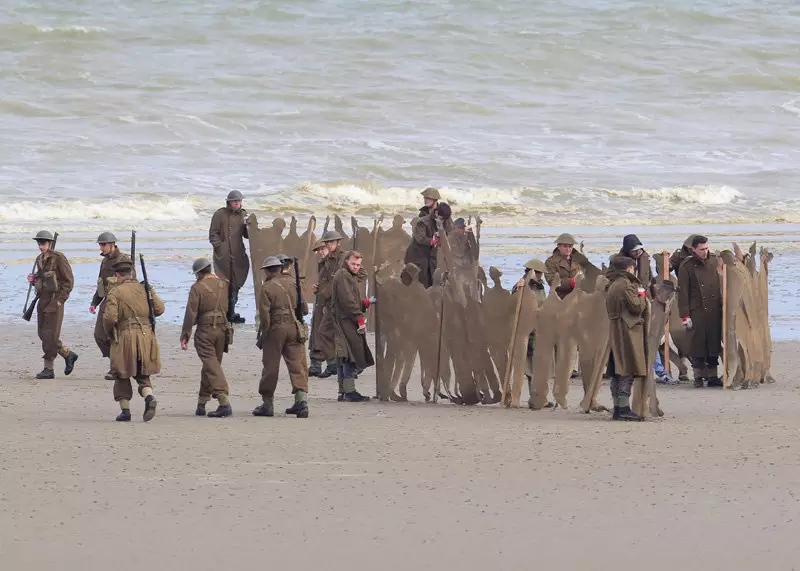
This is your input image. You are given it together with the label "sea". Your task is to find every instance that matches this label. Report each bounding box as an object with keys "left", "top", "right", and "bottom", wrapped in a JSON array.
[{"left": 1, "top": 0, "right": 799, "bottom": 338}]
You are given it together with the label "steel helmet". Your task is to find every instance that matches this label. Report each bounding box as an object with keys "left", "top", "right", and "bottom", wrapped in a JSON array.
[
  {"left": 321, "top": 230, "right": 343, "bottom": 242},
  {"left": 97, "top": 231, "right": 117, "bottom": 244},
  {"left": 421, "top": 187, "right": 441, "bottom": 200},
  {"left": 33, "top": 230, "right": 54, "bottom": 242},
  {"left": 226, "top": 190, "right": 244, "bottom": 202},
  {"left": 554, "top": 233, "right": 577, "bottom": 246},
  {"left": 192, "top": 258, "right": 212, "bottom": 273},
  {"left": 524, "top": 258, "right": 546, "bottom": 273},
  {"left": 261, "top": 256, "right": 283, "bottom": 269},
  {"left": 312, "top": 239, "right": 326, "bottom": 252}
]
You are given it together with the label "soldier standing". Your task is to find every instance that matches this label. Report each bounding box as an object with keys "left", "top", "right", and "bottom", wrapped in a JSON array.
[
  {"left": 332, "top": 250, "right": 374, "bottom": 402},
  {"left": 103, "top": 259, "right": 165, "bottom": 422},
  {"left": 209, "top": 190, "right": 249, "bottom": 323},
  {"left": 90, "top": 232, "right": 133, "bottom": 380},
  {"left": 180, "top": 258, "right": 233, "bottom": 418},
  {"left": 678, "top": 235, "right": 723, "bottom": 388},
  {"left": 605, "top": 256, "right": 647, "bottom": 421},
  {"left": 669, "top": 234, "right": 697, "bottom": 277},
  {"left": 252, "top": 256, "right": 310, "bottom": 418},
  {"left": 308, "top": 239, "right": 329, "bottom": 377},
  {"left": 27, "top": 230, "right": 78, "bottom": 379},
  {"left": 403, "top": 201, "right": 453, "bottom": 288},
  {"left": 544, "top": 233, "right": 586, "bottom": 299},
  {"left": 611, "top": 234, "right": 652, "bottom": 289},
  {"left": 314, "top": 230, "right": 345, "bottom": 378}
]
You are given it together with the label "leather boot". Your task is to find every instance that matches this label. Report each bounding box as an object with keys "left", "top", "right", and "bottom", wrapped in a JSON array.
[
  {"left": 318, "top": 363, "right": 338, "bottom": 379},
  {"left": 232, "top": 314, "right": 246, "bottom": 324},
  {"left": 63, "top": 351, "right": 78, "bottom": 376},
  {"left": 116, "top": 409, "right": 131, "bottom": 422},
  {"left": 207, "top": 404, "right": 232, "bottom": 418},
  {"left": 252, "top": 402, "right": 274, "bottom": 417},
  {"left": 693, "top": 377, "right": 706, "bottom": 388},
  {"left": 104, "top": 370, "right": 114, "bottom": 381},
  {"left": 143, "top": 395, "right": 157, "bottom": 422},
  {"left": 195, "top": 404, "right": 206, "bottom": 416},
  {"left": 615, "top": 406, "right": 643, "bottom": 421},
  {"left": 612, "top": 406, "right": 620, "bottom": 420},
  {"left": 285, "top": 401, "right": 309, "bottom": 418},
  {"left": 308, "top": 359, "right": 323, "bottom": 377},
  {"left": 35, "top": 368, "right": 55, "bottom": 380},
  {"left": 706, "top": 376, "right": 723, "bottom": 388},
  {"left": 342, "top": 391, "right": 370, "bottom": 402}
]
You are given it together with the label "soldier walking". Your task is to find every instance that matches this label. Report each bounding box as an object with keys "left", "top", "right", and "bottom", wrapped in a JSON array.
[
  {"left": 209, "top": 190, "right": 249, "bottom": 323},
  {"left": 90, "top": 232, "right": 133, "bottom": 380},
  {"left": 678, "top": 235, "right": 723, "bottom": 388},
  {"left": 332, "top": 250, "right": 374, "bottom": 402},
  {"left": 180, "top": 258, "right": 233, "bottom": 418},
  {"left": 27, "top": 230, "right": 78, "bottom": 379},
  {"left": 102, "top": 259, "right": 165, "bottom": 422},
  {"left": 252, "top": 257, "right": 310, "bottom": 418},
  {"left": 605, "top": 256, "right": 648, "bottom": 421}
]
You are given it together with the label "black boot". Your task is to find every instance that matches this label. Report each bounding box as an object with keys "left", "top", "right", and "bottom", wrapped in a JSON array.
[
  {"left": 342, "top": 391, "right": 370, "bottom": 402},
  {"left": 195, "top": 404, "right": 206, "bottom": 416},
  {"left": 207, "top": 404, "right": 232, "bottom": 418},
  {"left": 104, "top": 370, "right": 114, "bottom": 381},
  {"left": 35, "top": 368, "right": 55, "bottom": 380},
  {"left": 612, "top": 406, "right": 620, "bottom": 420},
  {"left": 252, "top": 402, "right": 274, "bottom": 417},
  {"left": 143, "top": 395, "right": 157, "bottom": 422},
  {"left": 706, "top": 376, "right": 723, "bottom": 388},
  {"left": 63, "top": 351, "right": 78, "bottom": 376},
  {"left": 337, "top": 393, "right": 344, "bottom": 402},
  {"left": 285, "top": 401, "right": 309, "bottom": 418},
  {"left": 318, "top": 363, "right": 338, "bottom": 379},
  {"left": 693, "top": 377, "right": 706, "bottom": 388},
  {"left": 116, "top": 409, "right": 131, "bottom": 422},
  {"left": 615, "top": 406, "right": 644, "bottom": 421},
  {"left": 232, "top": 313, "right": 246, "bottom": 324}
]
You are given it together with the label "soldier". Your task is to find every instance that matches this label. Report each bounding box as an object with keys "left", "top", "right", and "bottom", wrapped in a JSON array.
[
  {"left": 277, "top": 253, "right": 294, "bottom": 276},
  {"left": 403, "top": 201, "right": 453, "bottom": 288},
  {"left": 544, "top": 233, "right": 586, "bottom": 299},
  {"left": 27, "top": 230, "right": 78, "bottom": 379},
  {"left": 313, "top": 230, "right": 346, "bottom": 378},
  {"left": 605, "top": 256, "right": 647, "bottom": 421},
  {"left": 308, "top": 239, "right": 330, "bottom": 377},
  {"left": 102, "top": 258, "right": 165, "bottom": 422},
  {"left": 332, "top": 250, "right": 374, "bottom": 402},
  {"left": 90, "top": 232, "right": 133, "bottom": 380},
  {"left": 514, "top": 258, "right": 548, "bottom": 407},
  {"left": 669, "top": 234, "right": 697, "bottom": 277},
  {"left": 252, "top": 256, "right": 310, "bottom": 418},
  {"left": 418, "top": 186, "right": 440, "bottom": 217},
  {"left": 678, "top": 235, "right": 723, "bottom": 388},
  {"left": 209, "top": 190, "right": 249, "bottom": 323},
  {"left": 610, "top": 234, "right": 652, "bottom": 290},
  {"left": 180, "top": 258, "right": 233, "bottom": 418}
]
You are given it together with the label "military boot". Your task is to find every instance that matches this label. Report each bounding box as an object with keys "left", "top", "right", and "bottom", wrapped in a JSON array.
[
  {"left": 615, "top": 406, "right": 643, "bottom": 422},
  {"left": 706, "top": 376, "right": 723, "bottom": 388},
  {"left": 319, "top": 364, "right": 338, "bottom": 379},
  {"left": 207, "top": 404, "right": 232, "bottom": 418},
  {"left": 342, "top": 391, "right": 370, "bottom": 402},
  {"left": 308, "top": 359, "right": 323, "bottom": 377},
  {"left": 143, "top": 395, "right": 157, "bottom": 422},
  {"left": 232, "top": 313, "right": 246, "bottom": 324},
  {"left": 612, "top": 406, "right": 620, "bottom": 420},
  {"left": 693, "top": 377, "right": 706, "bottom": 388},
  {"left": 195, "top": 404, "right": 206, "bottom": 416},
  {"left": 116, "top": 409, "right": 131, "bottom": 422},
  {"left": 285, "top": 401, "right": 309, "bottom": 418},
  {"left": 104, "top": 370, "right": 115, "bottom": 381},
  {"left": 252, "top": 401, "right": 274, "bottom": 417},
  {"left": 35, "top": 368, "right": 55, "bottom": 380},
  {"left": 63, "top": 351, "right": 78, "bottom": 376}
]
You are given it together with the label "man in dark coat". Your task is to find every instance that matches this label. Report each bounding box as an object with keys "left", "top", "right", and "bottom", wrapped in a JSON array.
[
  {"left": 670, "top": 234, "right": 697, "bottom": 277},
  {"left": 403, "top": 201, "right": 454, "bottom": 288},
  {"left": 209, "top": 190, "right": 249, "bottom": 323},
  {"left": 678, "top": 235, "right": 723, "bottom": 388},
  {"left": 610, "top": 234, "right": 652, "bottom": 292},
  {"left": 332, "top": 250, "right": 375, "bottom": 402},
  {"left": 605, "top": 256, "right": 648, "bottom": 421}
]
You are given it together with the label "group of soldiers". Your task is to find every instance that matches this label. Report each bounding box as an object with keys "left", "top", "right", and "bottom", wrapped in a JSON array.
[{"left": 24, "top": 187, "right": 727, "bottom": 423}]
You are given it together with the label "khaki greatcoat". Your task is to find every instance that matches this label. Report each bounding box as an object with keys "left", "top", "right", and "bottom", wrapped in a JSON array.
[
  {"left": 605, "top": 271, "right": 649, "bottom": 377},
  {"left": 677, "top": 254, "right": 722, "bottom": 358},
  {"left": 209, "top": 205, "right": 250, "bottom": 289},
  {"left": 332, "top": 267, "right": 375, "bottom": 371}
]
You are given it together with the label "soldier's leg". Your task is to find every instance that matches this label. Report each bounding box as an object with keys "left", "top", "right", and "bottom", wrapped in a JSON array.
[
  {"left": 283, "top": 339, "right": 310, "bottom": 417},
  {"left": 256, "top": 329, "right": 283, "bottom": 412},
  {"left": 195, "top": 328, "right": 230, "bottom": 407},
  {"left": 113, "top": 376, "right": 134, "bottom": 421},
  {"left": 690, "top": 357, "right": 706, "bottom": 388},
  {"left": 614, "top": 375, "right": 643, "bottom": 421},
  {"left": 36, "top": 308, "right": 56, "bottom": 378},
  {"left": 51, "top": 303, "right": 77, "bottom": 375},
  {"left": 318, "top": 308, "right": 338, "bottom": 378},
  {"left": 706, "top": 356, "right": 722, "bottom": 387},
  {"left": 340, "top": 360, "right": 369, "bottom": 402},
  {"left": 135, "top": 374, "right": 157, "bottom": 422},
  {"left": 94, "top": 306, "right": 111, "bottom": 358}
]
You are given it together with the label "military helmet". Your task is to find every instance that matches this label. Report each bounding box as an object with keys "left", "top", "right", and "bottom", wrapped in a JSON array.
[
  {"left": 524, "top": 258, "right": 546, "bottom": 273},
  {"left": 33, "top": 230, "right": 54, "bottom": 242},
  {"left": 192, "top": 258, "right": 212, "bottom": 273},
  {"left": 321, "top": 230, "right": 342, "bottom": 242},
  {"left": 554, "top": 233, "right": 577, "bottom": 246},
  {"left": 112, "top": 258, "right": 134, "bottom": 272},
  {"left": 312, "top": 239, "right": 326, "bottom": 252},
  {"left": 261, "top": 255, "right": 283, "bottom": 269},
  {"left": 421, "top": 187, "right": 441, "bottom": 200},
  {"left": 97, "top": 231, "right": 117, "bottom": 244},
  {"left": 276, "top": 253, "right": 289, "bottom": 263},
  {"left": 226, "top": 190, "right": 244, "bottom": 202}
]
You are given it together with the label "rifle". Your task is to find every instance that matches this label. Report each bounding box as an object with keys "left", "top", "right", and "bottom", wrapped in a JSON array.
[
  {"left": 227, "top": 257, "right": 236, "bottom": 322},
  {"left": 130, "top": 230, "right": 136, "bottom": 261},
  {"left": 23, "top": 232, "right": 59, "bottom": 322},
  {"left": 293, "top": 257, "right": 304, "bottom": 323},
  {"left": 139, "top": 254, "right": 156, "bottom": 332}
]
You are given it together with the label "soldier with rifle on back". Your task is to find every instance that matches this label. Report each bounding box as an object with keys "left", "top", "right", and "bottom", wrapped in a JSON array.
[
  {"left": 25, "top": 230, "right": 79, "bottom": 380},
  {"left": 180, "top": 258, "right": 234, "bottom": 418},
  {"left": 102, "top": 257, "right": 165, "bottom": 422},
  {"left": 90, "top": 231, "right": 135, "bottom": 380}
]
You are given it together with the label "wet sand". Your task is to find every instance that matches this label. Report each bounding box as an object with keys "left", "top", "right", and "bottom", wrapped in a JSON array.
[{"left": 2, "top": 322, "right": 799, "bottom": 570}]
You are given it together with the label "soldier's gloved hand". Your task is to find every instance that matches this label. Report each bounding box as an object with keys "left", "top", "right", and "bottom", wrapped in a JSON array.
[
  {"left": 637, "top": 288, "right": 646, "bottom": 298},
  {"left": 89, "top": 305, "right": 97, "bottom": 315},
  {"left": 357, "top": 317, "right": 367, "bottom": 335},
  {"left": 682, "top": 316, "right": 693, "bottom": 330},
  {"left": 569, "top": 277, "right": 576, "bottom": 289}
]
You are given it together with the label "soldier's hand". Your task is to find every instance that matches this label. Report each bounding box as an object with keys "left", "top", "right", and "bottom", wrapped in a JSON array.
[
  {"left": 515, "top": 278, "right": 525, "bottom": 289},
  {"left": 180, "top": 339, "right": 188, "bottom": 351},
  {"left": 27, "top": 273, "right": 35, "bottom": 284},
  {"left": 89, "top": 305, "right": 96, "bottom": 315},
  {"left": 312, "top": 283, "right": 319, "bottom": 293},
  {"left": 357, "top": 317, "right": 367, "bottom": 335}
]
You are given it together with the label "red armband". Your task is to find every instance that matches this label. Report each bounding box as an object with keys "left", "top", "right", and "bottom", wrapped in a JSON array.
[
  {"left": 362, "top": 298, "right": 371, "bottom": 309},
  {"left": 357, "top": 317, "right": 366, "bottom": 328}
]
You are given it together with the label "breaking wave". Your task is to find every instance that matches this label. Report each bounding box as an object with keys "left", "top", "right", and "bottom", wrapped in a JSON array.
[{"left": 0, "top": 197, "right": 201, "bottom": 223}]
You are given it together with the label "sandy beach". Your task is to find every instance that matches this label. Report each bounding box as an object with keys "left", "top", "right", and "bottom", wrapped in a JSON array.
[{"left": 2, "top": 321, "right": 799, "bottom": 570}]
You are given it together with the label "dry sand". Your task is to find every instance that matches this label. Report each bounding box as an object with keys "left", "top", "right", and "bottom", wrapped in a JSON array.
[{"left": 2, "top": 321, "right": 799, "bottom": 570}]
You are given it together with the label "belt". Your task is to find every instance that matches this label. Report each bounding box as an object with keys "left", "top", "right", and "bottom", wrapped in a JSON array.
[
  {"left": 118, "top": 317, "right": 148, "bottom": 332},
  {"left": 198, "top": 310, "right": 227, "bottom": 327}
]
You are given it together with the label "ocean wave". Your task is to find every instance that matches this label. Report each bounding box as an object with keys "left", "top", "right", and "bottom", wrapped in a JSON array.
[
  {"left": 0, "top": 23, "right": 107, "bottom": 37},
  {"left": 605, "top": 185, "right": 744, "bottom": 205},
  {"left": 0, "top": 197, "right": 201, "bottom": 224}
]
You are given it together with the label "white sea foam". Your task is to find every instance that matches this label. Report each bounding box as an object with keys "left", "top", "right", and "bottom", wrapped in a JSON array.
[
  {"left": 0, "top": 197, "right": 201, "bottom": 223},
  {"left": 607, "top": 185, "right": 744, "bottom": 205}
]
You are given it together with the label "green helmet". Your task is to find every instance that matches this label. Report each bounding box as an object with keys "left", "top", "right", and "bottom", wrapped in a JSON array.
[
  {"left": 192, "top": 258, "right": 212, "bottom": 273},
  {"left": 554, "top": 233, "right": 577, "bottom": 246},
  {"left": 226, "top": 190, "right": 243, "bottom": 202},
  {"left": 321, "top": 230, "right": 342, "bottom": 242},
  {"left": 33, "top": 230, "right": 54, "bottom": 242},
  {"left": 261, "top": 256, "right": 282, "bottom": 269},
  {"left": 421, "top": 187, "right": 441, "bottom": 200},
  {"left": 524, "top": 258, "right": 546, "bottom": 273},
  {"left": 97, "top": 231, "right": 117, "bottom": 244}
]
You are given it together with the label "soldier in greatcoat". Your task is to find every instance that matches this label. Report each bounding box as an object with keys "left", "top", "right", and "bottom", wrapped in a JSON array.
[
  {"left": 313, "top": 230, "right": 345, "bottom": 378},
  {"left": 308, "top": 239, "right": 329, "bottom": 376},
  {"left": 209, "top": 190, "right": 249, "bottom": 323}
]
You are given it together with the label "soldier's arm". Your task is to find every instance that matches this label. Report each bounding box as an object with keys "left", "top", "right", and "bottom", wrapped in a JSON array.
[
  {"left": 337, "top": 276, "right": 363, "bottom": 319},
  {"left": 258, "top": 285, "right": 271, "bottom": 332},
  {"left": 412, "top": 218, "right": 430, "bottom": 246},
  {"left": 149, "top": 286, "right": 166, "bottom": 317},
  {"left": 56, "top": 254, "right": 74, "bottom": 303},
  {"left": 209, "top": 210, "right": 223, "bottom": 249},
  {"left": 103, "top": 291, "right": 119, "bottom": 337},
  {"left": 622, "top": 282, "right": 647, "bottom": 315},
  {"left": 91, "top": 260, "right": 105, "bottom": 307},
  {"left": 677, "top": 264, "right": 690, "bottom": 317},
  {"left": 544, "top": 257, "right": 572, "bottom": 290},
  {"left": 180, "top": 286, "right": 199, "bottom": 342}
]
